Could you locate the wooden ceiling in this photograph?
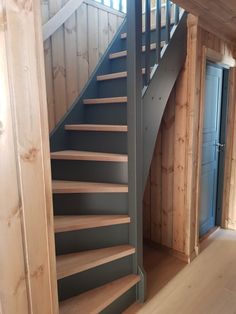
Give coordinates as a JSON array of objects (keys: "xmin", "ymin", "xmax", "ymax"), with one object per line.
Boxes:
[{"xmin": 172, "ymin": 0, "xmax": 236, "ymax": 42}]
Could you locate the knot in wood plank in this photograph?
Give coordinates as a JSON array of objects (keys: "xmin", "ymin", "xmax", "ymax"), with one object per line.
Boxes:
[{"xmin": 21, "ymin": 147, "xmax": 39, "ymax": 162}]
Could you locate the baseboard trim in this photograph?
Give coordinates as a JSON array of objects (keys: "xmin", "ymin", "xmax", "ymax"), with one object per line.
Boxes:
[
  {"xmin": 199, "ymin": 226, "xmax": 220, "ymax": 243},
  {"xmin": 199, "ymin": 226, "xmax": 221, "ymax": 252}
]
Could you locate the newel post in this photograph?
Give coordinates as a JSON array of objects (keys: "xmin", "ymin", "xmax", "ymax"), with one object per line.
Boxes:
[{"xmin": 127, "ymin": 0, "xmax": 146, "ymax": 302}]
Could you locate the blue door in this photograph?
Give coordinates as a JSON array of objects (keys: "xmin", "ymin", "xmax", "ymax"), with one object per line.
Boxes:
[{"xmin": 199, "ymin": 63, "xmax": 223, "ymax": 237}]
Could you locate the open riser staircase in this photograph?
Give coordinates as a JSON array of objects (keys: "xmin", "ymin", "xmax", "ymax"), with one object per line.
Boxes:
[{"xmin": 50, "ymin": 1, "xmax": 187, "ymax": 312}]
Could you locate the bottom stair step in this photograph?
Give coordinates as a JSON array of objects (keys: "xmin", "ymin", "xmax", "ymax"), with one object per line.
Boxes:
[{"xmin": 59, "ymin": 274, "xmax": 140, "ymax": 314}]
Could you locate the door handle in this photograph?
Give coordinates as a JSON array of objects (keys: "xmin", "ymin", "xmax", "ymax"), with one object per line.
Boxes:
[
  {"xmin": 215, "ymin": 142, "xmax": 225, "ymax": 152},
  {"xmin": 215, "ymin": 143, "xmax": 225, "ymax": 148}
]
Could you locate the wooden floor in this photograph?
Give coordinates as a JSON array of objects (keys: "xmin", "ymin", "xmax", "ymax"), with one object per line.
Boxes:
[{"xmin": 125, "ymin": 229, "xmax": 236, "ymax": 314}]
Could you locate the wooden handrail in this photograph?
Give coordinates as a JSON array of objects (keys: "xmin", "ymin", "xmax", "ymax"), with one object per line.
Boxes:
[{"xmin": 43, "ymin": 0, "xmax": 83, "ymax": 41}]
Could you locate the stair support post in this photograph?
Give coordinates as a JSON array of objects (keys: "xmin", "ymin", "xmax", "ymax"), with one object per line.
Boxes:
[
  {"xmin": 165, "ymin": 0, "xmax": 171, "ymax": 43},
  {"xmin": 156, "ymin": 0, "xmax": 162, "ymax": 64},
  {"xmin": 127, "ymin": 0, "xmax": 146, "ymax": 303},
  {"xmin": 175, "ymin": 4, "xmax": 180, "ymax": 25},
  {"xmin": 144, "ymin": 0, "xmax": 151, "ymax": 85}
]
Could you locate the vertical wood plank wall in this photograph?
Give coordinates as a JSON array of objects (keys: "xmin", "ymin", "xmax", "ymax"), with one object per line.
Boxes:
[
  {"xmin": 143, "ymin": 71, "xmax": 188, "ymax": 257},
  {"xmin": 143, "ymin": 15, "xmax": 236, "ymax": 259},
  {"xmin": 0, "ymin": 1, "xmax": 58, "ymax": 313},
  {"xmin": 41, "ymin": 0, "xmax": 125, "ymax": 132}
]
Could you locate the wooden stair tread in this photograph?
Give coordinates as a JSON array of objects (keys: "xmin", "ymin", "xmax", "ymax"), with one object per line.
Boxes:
[
  {"xmin": 122, "ymin": 30, "xmax": 160, "ymax": 39},
  {"xmin": 54, "ymin": 215, "xmax": 131, "ymax": 233},
  {"xmin": 97, "ymin": 69, "xmax": 147, "ymax": 81},
  {"xmin": 51, "ymin": 150, "xmax": 128, "ymax": 162},
  {"xmin": 109, "ymin": 42, "xmax": 165, "ymax": 59},
  {"xmin": 64, "ymin": 124, "xmax": 128, "ymax": 132},
  {"xmin": 57, "ymin": 245, "xmax": 135, "ymax": 279},
  {"xmin": 97, "ymin": 71, "xmax": 128, "ymax": 81},
  {"xmin": 83, "ymin": 96, "xmax": 127, "ymax": 104},
  {"xmin": 109, "ymin": 50, "xmax": 127, "ymax": 59},
  {"xmin": 52, "ymin": 180, "xmax": 128, "ymax": 193},
  {"xmin": 59, "ymin": 274, "xmax": 140, "ymax": 314}
]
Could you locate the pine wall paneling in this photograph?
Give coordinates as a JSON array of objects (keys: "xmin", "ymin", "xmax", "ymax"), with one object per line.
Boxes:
[
  {"xmin": 42, "ymin": 0, "xmax": 125, "ymax": 132},
  {"xmin": 143, "ymin": 14, "xmax": 236, "ymax": 261}
]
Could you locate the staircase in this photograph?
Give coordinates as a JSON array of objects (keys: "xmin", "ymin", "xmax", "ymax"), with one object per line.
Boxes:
[{"xmin": 50, "ymin": 1, "xmax": 187, "ymax": 312}]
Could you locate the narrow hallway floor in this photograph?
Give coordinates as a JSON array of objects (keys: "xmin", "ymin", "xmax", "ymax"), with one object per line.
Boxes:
[{"xmin": 125, "ymin": 229, "xmax": 236, "ymax": 314}]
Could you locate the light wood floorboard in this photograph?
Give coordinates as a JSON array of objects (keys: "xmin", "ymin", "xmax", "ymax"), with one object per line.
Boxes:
[{"xmin": 125, "ymin": 229, "xmax": 236, "ymax": 314}]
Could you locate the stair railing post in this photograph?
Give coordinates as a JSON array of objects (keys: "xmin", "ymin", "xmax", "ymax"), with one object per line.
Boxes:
[
  {"xmin": 165, "ymin": 0, "xmax": 171, "ymax": 44},
  {"xmin": 175, "ymin": 4, "xmax": 180, "ymax": 25},
  {"xmin": 119, "ymin": 0, "xmax": 122, "ymax": 12},
  {"xmin": 127, "ymin": 0, "xmax": 146, "ymax": 302},
  {"xmin": 155, "ymin": 0, "xmax": 161, "ymax": 64},
  {"xmin": 144, "ymin": 0, "xmax": 151, "ymax": 85}
]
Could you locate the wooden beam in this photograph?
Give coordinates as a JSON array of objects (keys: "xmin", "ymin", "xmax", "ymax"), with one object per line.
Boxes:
[
  {"xmin": 185, "ymin": 15, "xmax": 202, "ymax": 257},
  {"xmin": 43, "ymin": 0, "xmax": 84, "ymax": 41},
  {"xmin": 205, "ymin": 47, "xmax": 236, "ymax": 67},
  {"xmin": 0, "ymin": 7, "xmax": 28, "ymax": 312},
  {"xmin": 161, "ymin": 90, "xmax": 175, "ymax": 248},
  {"xmin": 173, "ymin": 64, "xmax": 188, "ymax": 254},
  {"xmin": 1, "ymin": 0, "xmax": 59, "ymax": 312}
]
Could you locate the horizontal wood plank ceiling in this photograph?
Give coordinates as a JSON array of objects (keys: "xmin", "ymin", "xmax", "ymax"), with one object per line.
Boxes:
[{"xmin": 172, "ymin": 0, "xmax": 236, "ymax": 41}]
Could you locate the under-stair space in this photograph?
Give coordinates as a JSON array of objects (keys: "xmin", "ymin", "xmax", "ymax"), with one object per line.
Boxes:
[
  {"xmin": 141, "ymin": 74, "xmax": 190, "ymax": 303},
  {"xmin": 124, "ymin": 245, "xmax": 186, "ymax": 313}
]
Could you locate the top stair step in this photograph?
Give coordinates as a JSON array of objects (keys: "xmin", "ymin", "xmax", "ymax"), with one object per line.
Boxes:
[
  {"xmin": 51, "ymin": 150, "xmax": 128, "ymax": 162},
  {"xmin": 64, "ymin": 124, "xmax": 128, "ymax": 132},
  {"xmin": 59, "ymin": 274, "xmax": 140, "ymax": 314},
  {"xmin": 83, "ymin": 97, "xmax": 127, "ymax": 105}
]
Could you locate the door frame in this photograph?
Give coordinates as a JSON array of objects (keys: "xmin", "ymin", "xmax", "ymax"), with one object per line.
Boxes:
[
  {"xmin": 194, "ymin": 46, "xmax": 235, "ymax": 254},
  {"xmin": 216, "ymin": 68, "xmax": 230, "ymax": 226}
]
